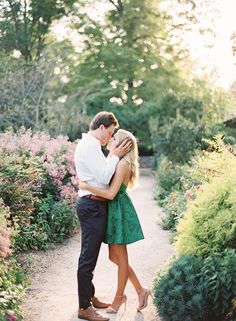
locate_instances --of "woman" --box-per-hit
[79,129,152,313]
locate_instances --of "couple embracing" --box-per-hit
[74,111,152,321]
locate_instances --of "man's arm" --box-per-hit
[79,145,118,185]
[79,161,128,200]
[85,139,132,185]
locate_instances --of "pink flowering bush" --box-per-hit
[0,153,46,224]
[0,129,79,252]
[0,128,78,206]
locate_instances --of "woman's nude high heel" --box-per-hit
[106,294,127,314]
[137,287,153,311]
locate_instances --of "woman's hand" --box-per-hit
[79,181,88,190]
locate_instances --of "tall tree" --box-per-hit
[0,0,76,61]
[68,0,183,151]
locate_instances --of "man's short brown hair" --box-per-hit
[89,111,119,130]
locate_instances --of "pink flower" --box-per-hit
[184,190,193,199]
[7,312,17,321]
[0,129,78,204]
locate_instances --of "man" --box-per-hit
[74,111,131,321]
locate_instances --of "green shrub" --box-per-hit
[13,195,78,251]
[151,115,205,164]
[175,164,236,256]
[161,191,187,232]
[155,157,200,231]
[154,250,236,321]
[154,92,204,127]
[0,258,27,320]
[154,157,185,201]
[13,222,51,252]
[190,136,236,184]
[202,250,236,319]
[38,195,78,243]
[154,255,208,321]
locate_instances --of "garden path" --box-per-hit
[21,169,174,321]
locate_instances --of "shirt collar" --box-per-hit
[82,133,100,146]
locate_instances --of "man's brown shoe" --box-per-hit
[78,306,109,321]
[91,296,111,309]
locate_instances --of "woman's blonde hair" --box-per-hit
[115,129,139,188]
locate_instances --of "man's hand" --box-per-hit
[111,139,132,158]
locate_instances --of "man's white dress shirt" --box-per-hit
[74,133,119,197]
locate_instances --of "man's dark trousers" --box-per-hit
[76,197,108,309]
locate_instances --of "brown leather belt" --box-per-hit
[84,194,107,202]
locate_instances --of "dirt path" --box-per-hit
[21,169,174,321]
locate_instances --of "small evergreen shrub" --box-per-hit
[190,136,236,184]
[202,250,236,319]
[154,250,236,321]
[154,255,208,321]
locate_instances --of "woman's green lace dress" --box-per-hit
[105,183,144,244]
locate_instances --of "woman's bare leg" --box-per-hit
[109,244,141,292]
[109,244,149,309]
[107,244,129,311]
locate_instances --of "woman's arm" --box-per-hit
[79,160,129,200]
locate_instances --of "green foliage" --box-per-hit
[0,43,81,134]
[154,251,236,321]
[151,115,205,163]
[161,191,187,232]
[0,152,46,224]
[13,195,78,252]
[175,153,236,256]
[190,136,236,183]
[36,195,78,243]
[155,157,201,232]
[0,199,12,258]
[69,0,183,154]
[0,258,28,320]
[154,255,208,321]
[0,0,77,61]
[155,137,236,233]
[155,157,186,200]
[202,250,236,319]
[189,79,231,125]
[154,92,204,126]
